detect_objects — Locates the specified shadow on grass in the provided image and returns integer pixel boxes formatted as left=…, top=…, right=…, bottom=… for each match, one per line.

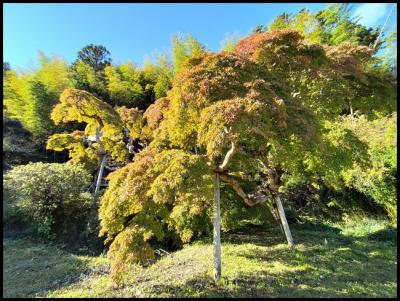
left=365, top=228, right=397, bottom=243
left=3, top=221, right=396, bottom=298
left=2, top=237, right=108, bottom=298
left=136, top=222, right=397, bottom=298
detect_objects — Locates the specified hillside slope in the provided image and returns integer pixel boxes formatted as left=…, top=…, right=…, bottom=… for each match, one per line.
left=3, top=218, right=397, bottom=298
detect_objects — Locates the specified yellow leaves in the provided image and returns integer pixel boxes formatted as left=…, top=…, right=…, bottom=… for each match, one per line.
left=143, top=229, right=154, bottom=241
left=98, top=148, right=213, bottom=284
left=53, top=88, right=119, bottom=127
left=107, top=225, right=156, bottom=285
left=47, top=131, right=102, bottom=172
left=180, top=229, right=194, bottom=243
left=48, top=88, right=146, bottom=168
left=116, top=106, right=143, bottom=140
left=46, top=131, right=85, bottom=152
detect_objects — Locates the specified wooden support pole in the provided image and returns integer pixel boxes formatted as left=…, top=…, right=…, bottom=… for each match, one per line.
left=95, top=155, right=107, bottom=195
left=213, top=172, right=222, bottom=279
left=275, top=194, right=295, bottom=249
left=272, top=202, right=285, bottom=236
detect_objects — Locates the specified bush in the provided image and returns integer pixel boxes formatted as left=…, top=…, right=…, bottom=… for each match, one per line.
left=282, top=181, right=388, bottom=224
left=3, top=162, right=94, bottom=240
left=342, top=114, right=397, bottom=224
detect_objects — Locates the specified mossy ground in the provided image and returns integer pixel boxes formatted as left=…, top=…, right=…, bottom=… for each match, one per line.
left=3, top=217, right=397, bottom=298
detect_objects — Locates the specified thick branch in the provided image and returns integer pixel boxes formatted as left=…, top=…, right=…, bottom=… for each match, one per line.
left=93, top=115, right=105, bottom=128
left=257, top=157, right=280, bottom=193
left=218, top=141, right=236, bottom=172
left=219, top=173, right=267, bottom=207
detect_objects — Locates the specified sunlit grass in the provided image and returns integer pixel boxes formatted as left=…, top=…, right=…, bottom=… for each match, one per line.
left=3, top=217, right=397, bottom=298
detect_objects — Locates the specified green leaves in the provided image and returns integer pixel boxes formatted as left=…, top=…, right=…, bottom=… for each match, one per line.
left=3, top=162, right=94, bottom=239
left=341, top=114, right=397, bottom=221
left=172, top=33, right=206, bottom=75
left=3, top=54, right=72, bottom=145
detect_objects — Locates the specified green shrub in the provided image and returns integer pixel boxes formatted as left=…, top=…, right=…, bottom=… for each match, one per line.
left=3, top=162, right=94, bottom=240
left=342, top=114, right=397, bottom=224
left=3, top=181, right=23, bottom=224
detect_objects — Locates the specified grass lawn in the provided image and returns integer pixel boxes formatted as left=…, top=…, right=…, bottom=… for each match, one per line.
left=3, top=217, right=397, bottom=298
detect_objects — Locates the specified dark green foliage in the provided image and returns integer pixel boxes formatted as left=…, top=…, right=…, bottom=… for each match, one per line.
left=282, top=182, right=387, bottom=223
left=220, top=186, right=276, bottom=232
left=251, top=25, right=264, bottom=34
left=75, top=44, right=112, bottom=72
left=71, top=44, right=112, bottom=104
left=2, top=116, right=38, bottom=170
left=3, top=61, right=11, bottom=77
left=28, top=80, right=59, bottom=143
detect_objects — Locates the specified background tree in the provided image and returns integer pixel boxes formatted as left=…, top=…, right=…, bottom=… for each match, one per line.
left=251, top=25, right=264, bottom=34
left=104, top=62, right=145, bottom=108
left=171, top=33, right=206, bottom=74
left=267, top=13, right=292, bottom=31
left=75, top=44, right=112, bottom=72
left=314, top=4, right=383, bottom=48
left=142, top=55, right=174, bottom=104
left=263, top=4, right=385, bottom=50
left=71, top=44, right=111, bottom=104
left=268, top=9, right=322, bottom=43
left=3, top=53, right=72, bottom=146
left=3, top=61, right=11, bottom=77
left=380, top=30, right=397, bottom=74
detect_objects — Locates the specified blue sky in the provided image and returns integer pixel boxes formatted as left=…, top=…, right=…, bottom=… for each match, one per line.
left=3, top=3, right=397, bottom=71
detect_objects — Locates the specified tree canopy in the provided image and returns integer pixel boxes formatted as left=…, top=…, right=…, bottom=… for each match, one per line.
left=93, top=29, right=396, bottom=284
left=46, top=88, right=135, bottom=171
left=75, top=44, right=112, bottom=72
